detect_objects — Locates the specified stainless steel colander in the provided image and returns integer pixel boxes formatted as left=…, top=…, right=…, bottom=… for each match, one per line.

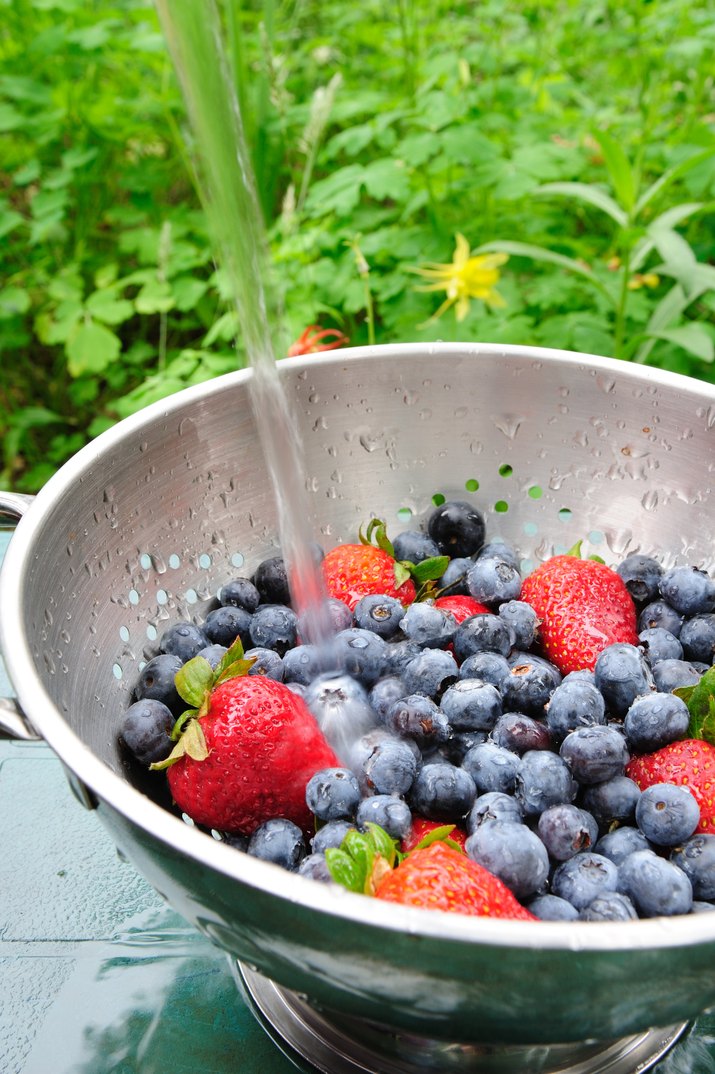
left=2, top=343, right=715, bottom=1062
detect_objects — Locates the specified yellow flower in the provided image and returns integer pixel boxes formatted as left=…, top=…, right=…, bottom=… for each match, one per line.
left=411, top=234, right=508, bottom=323
left=628, top=272, right=660, bottom=291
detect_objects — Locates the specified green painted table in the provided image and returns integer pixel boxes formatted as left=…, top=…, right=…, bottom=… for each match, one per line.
left=1, top=528, right=715, bottom=1074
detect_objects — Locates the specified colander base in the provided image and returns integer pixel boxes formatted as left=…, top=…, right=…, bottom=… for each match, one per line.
left=232, top=960, right=687, bottom=1074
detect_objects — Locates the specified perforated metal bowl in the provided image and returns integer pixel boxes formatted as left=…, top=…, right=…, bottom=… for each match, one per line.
left=2, top=343, right=715, bottom=1056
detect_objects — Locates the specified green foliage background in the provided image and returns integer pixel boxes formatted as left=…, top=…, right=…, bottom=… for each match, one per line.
left=1, top=0, right=714, bottom=491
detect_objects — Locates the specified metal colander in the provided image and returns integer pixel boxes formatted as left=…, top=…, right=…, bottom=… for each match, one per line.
left=2, top=343, right=715, bottom=1064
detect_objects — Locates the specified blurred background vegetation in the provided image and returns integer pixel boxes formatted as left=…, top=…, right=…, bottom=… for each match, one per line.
left=1, top=0, right=714, bottom=492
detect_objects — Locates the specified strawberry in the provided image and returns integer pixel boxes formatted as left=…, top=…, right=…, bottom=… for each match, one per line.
left=153, top=641, right=340, bottom=834
left=322, top=519, right=448, bottom=612
left=626, top=739, right=715, bottom=834
left=401, top=817, right=468, bottom=853
left=520, top=549, right=638, bottom=674
left=374, top=841, right=536, bottom=920
left=434, top=594, right=490, bottom=624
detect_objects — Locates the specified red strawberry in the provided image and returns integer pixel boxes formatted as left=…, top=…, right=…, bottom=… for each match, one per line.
left=322, top=543, right=416, bottom=611
left=520, top=553, right=638, bottom=674
left=166, top=677, right=340, bottom=834
left=434, top=594, right=490, bottom=624
left=374, top=841, right=536, bottom=920
left=626, top=739, right=715, bottom=834
left=401, top=817, right=468, bottom=853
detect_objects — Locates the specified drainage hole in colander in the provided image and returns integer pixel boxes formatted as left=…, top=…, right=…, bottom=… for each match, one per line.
left=146, top=624, right=158, bottom=641
left=231, top=552, right=245, bottom=568
left=168, top=554, right=181, bottom=569
left=499, top=464, right=513, bottom=477
left=129, top=589, right=140, bottom=606
left=119, top=626, right=130, bottom=643
left=112, top=663, right=123, bottom=680
left=198, top=553, right=212, bottom=569
left=185, top=589, right=199, bottom=604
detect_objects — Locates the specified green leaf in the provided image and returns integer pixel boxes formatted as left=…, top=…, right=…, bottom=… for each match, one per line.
left=532, top=181, right=628, bottom=227
left=681, top=668, right=715, bottom=744
left=135, top=279, right=175, bottom=314
left=86, top=290, right=134, bottom=325
left=324, top=847, right=365, bottom=892
left=592, top=130, right=637, bottom=213
left=473, top=241, right=613, bottom=302
left=0, top=208, right=24, bottom=239
left=363, top=159, right=411, bottom=203
left=646, top=324, right=714, bottom=363
left=65, top=320, right=121, bottom=376
left=171, top=276, right=209, bottom=312
left=362, top=823, right=400, bottom=867
left=0, top=286, right=30, bottom=319
left=650, top=228, right=699, bottom=294
left=410, top=556, right=450, bottom=585
left=150, top=719, right=208, bottom=770
left=635, top=149, right=715, bottom=216
left=630, top=204, right=705, bottom=273
left=175, top=655, right=215, bottom=709
left=413, top=823, right=456, bottom=850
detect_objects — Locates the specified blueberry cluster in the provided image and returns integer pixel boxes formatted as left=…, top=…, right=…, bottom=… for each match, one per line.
left=119, top=508, right=715, bottom=919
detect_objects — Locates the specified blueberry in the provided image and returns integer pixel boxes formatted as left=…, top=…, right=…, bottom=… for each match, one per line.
left=501, top=657, right=559, bottom=717
left=660, top=565, right=715, bottom=616
left=527, top=894, right=579, bottom=921
left=462, top=741, right=521, bottom=795
left=635, top=783, right=700, bottom=846
left=427, top=499, right=486, bottom=559
left=638, top=628, right=683, bottom=665
left=219, top=577, right=260, bottom=612
left=253, top=556, right=291, bottom=605
left=249, top=604, right=298, bottom=655
left=691, top=901, right=715, bottom=913
left=282, top=643, right=325, bottom=685
left=304, top=674, right=378, bottom=763
left=409, top=762, right=477, bottom=822
left=623, top=691, right=690, bottom=753
left=244, top=646, right=284, bottom=681
left=537, top=804, right=599, bottom=862
left=551, top=852, right=618, bottom=910
left=441, top=730, right=488, bottom=765
left=247, top=818, right=306, bottom=871
left=617, top=849, right=693, bottom=917
left=160, top=622, right=210, bottom=663
left=544, top=679, right=606, bottom=743
left=297, top=598, right=353, bottom=639
left=306, top=767, right=361, bottom=822
left=638, top=600, right=683, bottom=637
left=311, top=820, right=356, bottom=853
left=333, top=628, right=387, bottom=686
left=356, top=795, right=412, bottom=840
left=452, top=614, right=513, bottom=662
left=458, top=652, right=511, bottom=690
left=399, top=602, right=456, bottom=649
left=325, top=598, right=354, bottom=634
left=440, top=679, right=502, bottom=732
left=437, top=556, right=473, bottom=596
left=559, top=725, right=629, bottom=785
left=616, top=554, right=663, bottom=605
left=466, top=820, right=549, bottom=899
left=196, top=644, right=228, bottom=670
left=368, top=676, right=406, bottom=722
left=498, top=601, right=538, bottom=650
left=357, top=731, right=419, bottom=797
left=582, top=776, right=641, bottom=829
left=594, top=826, right=651, bottom=866
left=579, top=891, right=638, bottom=921
left=354, top=594, right=405, bottom=639
left=594, top=643, right=654, bottom=716
left=120, top=699, right=175, bottom=765
left=514, top=750, right=578, bottom=817
left=670, top=835, right=715, bottom=901
left=402, top=648, right=459, bottom=699
left=467, top=791, right=523, bottom=834
left=679, top=614, right=715, bottom=665
left=204, top=605, right=253, bottom=648
left=478, top=540, right=520, bottom=569
left=490, top=712, right=552, bottom=754
left=297, top=852, right=333, bottom=882
left=221, top=831, right=249, bottom=852
left=467, top=557, right=522, bottom=606
left=651, top=658, right=702, bottom=693
left=392, top=530, right=441, bottom=564
left=135, top=653, right=183, bottom=713
left=383, top=639, right=422, bottom=677
left=385, top=693, right=451, bottom=745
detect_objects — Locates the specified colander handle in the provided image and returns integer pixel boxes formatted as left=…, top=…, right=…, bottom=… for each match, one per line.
left=0, top=491, right=42, bottom=741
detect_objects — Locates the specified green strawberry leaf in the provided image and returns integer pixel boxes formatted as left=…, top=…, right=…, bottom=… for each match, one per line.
left=410, top=556, right=450, bottom=584
left=150, top=718, right=209, bottom=770
left=412, top=823, right=463, bottom=852
left=566, top=540, right=583, bottom=557
left=175, top=655, right=215, bottom=709
left=363, top=822, right=400, bottom=868
left=678, top=667, right=715, bottom=744
left=360, top=517, right=396, bottom=558
left=393, top=561, right=412, bottom=589
left=324, top=847, right=366, bottom=892
left=172, top=707, right=199, bottom=740
left=324, top=824, right=401, bottom=893
left=213, top=635, right=248, bottom=680
left=214, top=656, right=256, bottom=686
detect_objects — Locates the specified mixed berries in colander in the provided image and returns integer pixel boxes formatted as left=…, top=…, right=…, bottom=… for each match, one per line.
left=119, top=499, right=715, bottom=923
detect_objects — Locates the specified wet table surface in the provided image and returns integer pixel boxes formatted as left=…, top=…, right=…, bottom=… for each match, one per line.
left=1, top=530, right=715, bottom=1074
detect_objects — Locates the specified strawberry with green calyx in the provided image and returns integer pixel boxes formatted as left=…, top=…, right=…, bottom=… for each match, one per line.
left=152, top=637, right=341, bottom=834
left=325, top=823, right=403, bottom=894
left=433, top=595, right=490, bottom=624
left=627, top=668, right=715, bottom=835
left=322, top=519, right=449, bottom=612
left=520, top=541, right=638, bottom=675
left=401, top=818, right=468, bottom=853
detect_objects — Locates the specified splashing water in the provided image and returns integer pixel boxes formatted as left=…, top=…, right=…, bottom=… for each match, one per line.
left=154, top=0, right=367, bottom=757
